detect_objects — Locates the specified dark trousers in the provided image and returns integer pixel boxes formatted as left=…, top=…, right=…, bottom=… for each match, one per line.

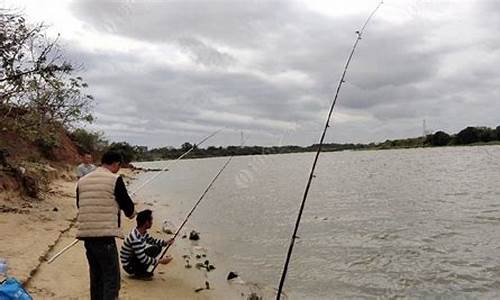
left=83, top=238, right=120, bottom=300
left=123, top=245, right=161, bottom=276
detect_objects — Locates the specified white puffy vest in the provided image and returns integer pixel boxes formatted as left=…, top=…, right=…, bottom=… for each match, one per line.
left=76, top=167, right=122, bottom=238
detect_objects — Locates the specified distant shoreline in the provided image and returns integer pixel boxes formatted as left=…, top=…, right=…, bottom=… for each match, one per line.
left=123, top=126, right=500, bottom=162
left=132, top=140, right=500, bottom=163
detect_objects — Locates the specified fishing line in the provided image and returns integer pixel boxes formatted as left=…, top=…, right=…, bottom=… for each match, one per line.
left=276, top=2, right=383, bottom=299
left=131, top=128, right=223, bottom=196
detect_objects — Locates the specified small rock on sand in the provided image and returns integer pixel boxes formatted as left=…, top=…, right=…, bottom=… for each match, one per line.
left=162, top=220, right=176, bottom=234
left=195, top=263, right=204, bottom=269
left=248, top=292, right=262, bottom=300
left=189, top=230, right=200, bottom=241
left=227, top=272, right=238, bottom=280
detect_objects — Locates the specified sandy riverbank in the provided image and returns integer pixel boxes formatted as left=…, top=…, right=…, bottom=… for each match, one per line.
left=0, top=178, right=76, bottom=285
left=1, top=168, right=256, bottom=299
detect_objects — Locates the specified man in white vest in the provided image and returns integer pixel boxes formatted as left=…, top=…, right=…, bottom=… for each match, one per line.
left=76, top=151, right=136, bottom=300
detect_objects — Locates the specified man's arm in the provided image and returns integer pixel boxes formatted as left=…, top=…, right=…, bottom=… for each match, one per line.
left=114, top=176, right=136, bottom=218
left=145, top=233, right=168, bottom=247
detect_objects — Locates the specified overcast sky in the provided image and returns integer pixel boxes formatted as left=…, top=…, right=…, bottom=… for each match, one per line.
left=4, top=0, right=500, bottom=147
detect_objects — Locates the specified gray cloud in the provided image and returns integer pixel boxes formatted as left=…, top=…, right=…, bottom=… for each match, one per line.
left=59, top=0, right=500, bottom=147
left=71, top=0, right=299, bottom=47
left=177, top=37, right=236, bottom=68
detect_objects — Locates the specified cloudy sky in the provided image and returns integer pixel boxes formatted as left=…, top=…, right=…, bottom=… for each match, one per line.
left=4, top=0, right=500, bottom=147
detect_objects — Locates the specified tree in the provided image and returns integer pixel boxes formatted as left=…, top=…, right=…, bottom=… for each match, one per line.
left=456, top=127, right=480, bottom=145
left=476, top=127, right=495, bottom=142
left=70, top=128, right=108, bottom=154
left=0, top=10, right=94, bottom=139
left=427, top=131, right=451, bottom=146
left=1, top=10, right=68, bottom=102
left=27, top=76, right=94, bottom=129
left=181, top=142, right=195, bottom=151
left=107, top=142, right=136, bottom=164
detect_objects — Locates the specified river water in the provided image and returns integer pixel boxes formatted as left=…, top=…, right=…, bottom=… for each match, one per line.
left=133, top=145, right=500, bottom=299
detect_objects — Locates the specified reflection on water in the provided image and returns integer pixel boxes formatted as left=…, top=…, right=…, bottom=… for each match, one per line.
left=134, top=145, right=500, bottom=299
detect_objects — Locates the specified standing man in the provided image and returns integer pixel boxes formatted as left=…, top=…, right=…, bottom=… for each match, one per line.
left=120, top=209, right=173, bottom=279
left=76, top=152, right=97, bottom=179
left=76, top=151, right=136, bottom=300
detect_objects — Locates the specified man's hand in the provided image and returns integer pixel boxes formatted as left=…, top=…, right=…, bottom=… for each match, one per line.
left=159, top=255, right=173, bottom=265
left=164, top=238, right=174, bottom=247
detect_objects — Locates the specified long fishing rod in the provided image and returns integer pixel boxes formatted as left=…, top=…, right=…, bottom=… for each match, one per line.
left=275, top=2, right=383, bottom=299
left=149, top=136, right=244, bottom=273
left=46, top=128, right=223, bottom=264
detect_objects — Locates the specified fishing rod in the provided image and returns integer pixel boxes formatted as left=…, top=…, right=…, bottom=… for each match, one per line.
left=149, top=135, right=244, bottom=273
left=46, top=128, right=223, bottom=264
left=275, top=2, right=383, bottom=299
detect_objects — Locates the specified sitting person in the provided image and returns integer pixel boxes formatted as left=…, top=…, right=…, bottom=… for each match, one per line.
left=120, top=209, right=173, bottom=279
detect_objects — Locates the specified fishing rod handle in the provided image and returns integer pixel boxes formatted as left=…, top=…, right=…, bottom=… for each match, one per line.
left=47, top=239, right=79, bottom=264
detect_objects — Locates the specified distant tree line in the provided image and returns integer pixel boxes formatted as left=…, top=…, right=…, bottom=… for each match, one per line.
left=69, top=125, right=500, bottom=164
left=425, top=126, right=500, bottom=147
